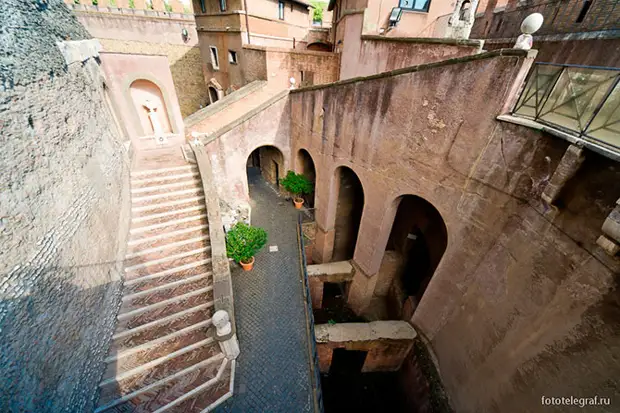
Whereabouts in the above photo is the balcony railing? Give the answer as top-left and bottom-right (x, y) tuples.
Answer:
(513, 63), (620, 152)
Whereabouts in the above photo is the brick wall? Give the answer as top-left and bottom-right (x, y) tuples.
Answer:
(1, 1), (130, 411)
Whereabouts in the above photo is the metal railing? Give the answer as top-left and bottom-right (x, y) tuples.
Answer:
(471, 0), (618, 39)
(512, 62), (620, 151)
(296, 213), (324, 413)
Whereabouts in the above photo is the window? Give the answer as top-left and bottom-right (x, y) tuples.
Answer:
(278, 0), (285, 20)
(576, 0), (593, 23)
(398, 0), (430, 13)
(199, 0), (206, 13)
(219, 0), (226, 12)
(228, 50), (238, 64)
(209, 46), (219, 70)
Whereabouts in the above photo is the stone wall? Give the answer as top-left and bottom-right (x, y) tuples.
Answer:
(290, 50), (620, 412)
(202, 92), (291, 226)
(0, 1), (129, 411)
(74, 9), (208, 117)
(242, 45), (340, 89)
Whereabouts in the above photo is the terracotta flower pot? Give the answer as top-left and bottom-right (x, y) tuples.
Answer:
(293, 197), (304, 209)
(240, 256), (255, 271)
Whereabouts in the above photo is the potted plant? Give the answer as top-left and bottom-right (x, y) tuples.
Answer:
(225, 222), (267, 271)
(280, 171), (313, 209)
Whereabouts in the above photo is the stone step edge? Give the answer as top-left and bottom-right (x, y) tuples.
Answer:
(99, 337), (216, 387)
(152, 358), (229, 413)
(117, 286), (213, 321)
(94, 354), (226, 413)
(113, 301), (214, 341)
(131, 165), (197, 178)
(128, 224), (209, 247)
(132, 195), (206, 213)
(122, 272), (210, 302)
(126, 235), (209, 259)
(129, 214), (207, 235)
(124, 259), (212, 287)
(132, 205), (206, 224)
(124, 246), (211, 272)
(131, 171), (199, 186)
(131, 178), (202, 194)
(201, 360), (236, 413)
(105, 318), (213, 363)
(132, 188), (204, 203)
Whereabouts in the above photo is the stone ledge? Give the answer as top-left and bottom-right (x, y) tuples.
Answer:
(307, 260), (354, 282)
(315, 320), (417, 343)
(184, 80), (267, 128)
(291, 48), (533, 93)
(361, 34), (484, 48)
(242, 44), (339, 57)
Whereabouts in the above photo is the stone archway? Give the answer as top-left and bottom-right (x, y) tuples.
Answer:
(377, 195), (448, 319)
(297, 148), (316, 208)
(129, 79), (172, 136)
(332, 166), (364, 262)
(247, 145), (285, 190)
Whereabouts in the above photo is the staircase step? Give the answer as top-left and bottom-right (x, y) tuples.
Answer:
(132, 188), (204, 205)
(125, 249), (212, 279)
(113, 303), (214, 350)
(124, 237), (210, 268)
(127, 225), (208, 250)
(132, 195), (206, 215)
(98, 340), (222, 407)
(131, 171), (200, 187)
(124, 260), (211, 288)
(131, 204), (206, 225)
(152, 359), (231, 413)
(95, 354), (225, 413)
(116, 288), (214, 332)
(129, 214), (207, 236)
(131, 165), (197, 178)
(103, 323), (213, 378)
(121, 275), (212, 312)
(130, 179), (202, 197)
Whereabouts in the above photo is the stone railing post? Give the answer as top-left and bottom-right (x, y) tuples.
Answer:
(213, 310), (240, 360)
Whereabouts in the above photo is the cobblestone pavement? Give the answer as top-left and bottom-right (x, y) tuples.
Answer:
(215, 168), (314, 413)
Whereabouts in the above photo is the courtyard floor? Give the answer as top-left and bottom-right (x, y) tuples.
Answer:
(215, 167), (314, 413)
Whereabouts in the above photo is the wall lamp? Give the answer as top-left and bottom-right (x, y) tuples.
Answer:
(389, 7), (403, 27)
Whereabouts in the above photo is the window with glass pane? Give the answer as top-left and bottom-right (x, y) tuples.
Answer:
(199, 0), (206, 13)
(278, 1), (285, 19)
(220, 0), (226, 11)
(399, 0), (431, 12)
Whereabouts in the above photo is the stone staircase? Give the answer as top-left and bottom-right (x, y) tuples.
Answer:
(96, 137), (233, 412)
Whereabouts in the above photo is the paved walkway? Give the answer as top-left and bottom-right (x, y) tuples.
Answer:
(216, 168), (314, 413)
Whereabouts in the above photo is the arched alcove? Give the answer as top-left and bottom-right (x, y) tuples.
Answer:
(208, 86), (219, 104)
(129, 79), (172, 136)
(297, 149), (316, 208)
(332, 166), (365, 262)
(381, 195), (448, 319)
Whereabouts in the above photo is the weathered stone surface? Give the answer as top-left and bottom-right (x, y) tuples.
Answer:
(307, 260), (353, 281)
(601, 199), (620, 243)
(541, 144), (585, 205)
(0, 1), (129, 410)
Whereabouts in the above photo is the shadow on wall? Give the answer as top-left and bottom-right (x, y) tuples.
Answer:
(0, 267), (122, 413)
(169, 47), (210, 118)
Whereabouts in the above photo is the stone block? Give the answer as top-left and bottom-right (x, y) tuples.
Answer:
(601, 200), (620, 243)
(541, 144), (585, 205)
(596, 235), (619, 256)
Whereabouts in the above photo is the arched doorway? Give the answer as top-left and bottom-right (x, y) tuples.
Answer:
(247, 146), (284, 190)
(297, 149), (316, 208)
(382, 195), (447, 319)
(209, 86), (219, 104)
(332, 166), (364, 262)
(129, 79), (172, 136)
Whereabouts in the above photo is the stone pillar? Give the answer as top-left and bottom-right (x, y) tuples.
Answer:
(213, 310), (240, 360)
(598, 198), (620, 256)
(309, 277), (324, 309)
(313, 226), (335, 263)
(541, 144), (585, 206)
(346, 262), (378, 316)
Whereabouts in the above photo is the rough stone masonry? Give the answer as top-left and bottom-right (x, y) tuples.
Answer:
(0, 1), (129, 411)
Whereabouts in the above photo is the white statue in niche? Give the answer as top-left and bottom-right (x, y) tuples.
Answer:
(143, 99), (167, 144)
